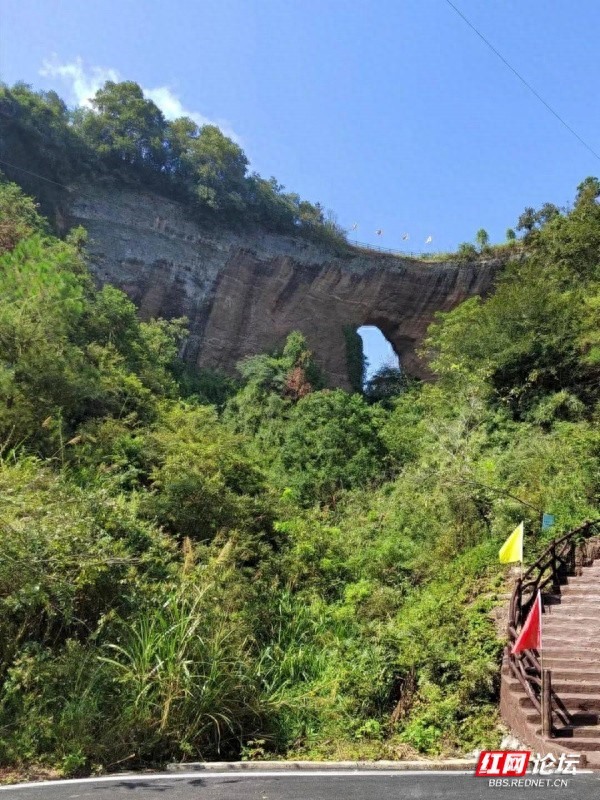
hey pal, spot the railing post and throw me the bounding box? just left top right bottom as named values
left=515, top=577, right=523, bottom=626
left=542, top=669, right=553, bottom=738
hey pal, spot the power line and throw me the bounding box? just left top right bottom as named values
left=0, top=157, right=75, bottom=190
left=444, top=0, right=600, bottom=162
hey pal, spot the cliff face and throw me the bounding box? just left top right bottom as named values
left=68, top=185, right=500, bottom=389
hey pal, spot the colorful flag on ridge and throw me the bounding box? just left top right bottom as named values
left=512, top=591, right=542, bottom=654
left=499, top=521, right=524, bottom=564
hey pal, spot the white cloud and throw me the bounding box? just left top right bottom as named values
left=40, top=56, right=119, bottom=108
left=39, top=56, right=241, bottom=143
left=142, top=86, right=206, bottom=128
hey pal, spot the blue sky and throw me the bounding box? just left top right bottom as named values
left=1, top=0, right=598, bottom=374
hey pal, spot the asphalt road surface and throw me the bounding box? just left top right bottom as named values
left=1, top=771, right=599, bottom=800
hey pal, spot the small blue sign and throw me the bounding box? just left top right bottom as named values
left=542, top=513, right=555, bottom=530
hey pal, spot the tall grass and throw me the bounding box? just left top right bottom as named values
left=100, top=585, right=261, bottom=761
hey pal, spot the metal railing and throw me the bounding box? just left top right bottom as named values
left=349, top=239, right=434, bottom=259
left=506, top=519, right=600, bottom=736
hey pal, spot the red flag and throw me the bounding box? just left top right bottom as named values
left=512, top=591, right=542, bottom=654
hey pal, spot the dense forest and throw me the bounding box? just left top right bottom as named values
left=0, top=81, right=345, bottom=247
left=1, top=82, right=600, bottom=776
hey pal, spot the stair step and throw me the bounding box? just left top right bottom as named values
left=570, top=567, right=600, bottom=573
left=542, top=628, right=600, bottom=635
left=543, top=636, right=600, bottom=647
left=545, top=664, right=600, bottom=673
left=544, top=657, right=600, bottom=668
left=567, top=582, right=600, bottom=588
left=559, top=585, right=600, bottom=592
left=569, top=567, right=600, bottom=574
left=556, top=600, right=600, bottom=607
left=565, top=594, right=600, bottom=600
left=552, top=681, right=600, bottom=694
left=546, top=671, right=600, bottom=682
left=526, top=711, right=600, bottom=726
left=554, top=725, right=600, bottom=740
left=543, top=647, right=600, bottom=659
left=542, top=630, right=600, bottom=637
left=550, top=737, right=600, bottom=752
left=543, top=643, right=600, bottom=651
left=543, top=607, right=600, bottom=616
left=558, top=581, right=600, bottom=586
left=510, top=677, right=600, bottom=694
left=542, top=617, right=600, bottom=625
left=520, top=693, right=600, bottom=712
left=543, top=642, right=600, bottom=669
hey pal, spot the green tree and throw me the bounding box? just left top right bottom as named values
left=0, top=83, right=88, bottom=213
left=475, top=228, right=489, bottom=251
left=1, top=81, right=346, bottom=243
left=536, top=202, right=560, bottom=226
left=343, top=326, right=366, bottom=393
left=364, top=365, right=407, bottom=405
left=516, top=203, right=560, bottom=237
left=141, top=402, right=275, bottom=549
left=77, top=81, right=167, bottom=170
left=575, top=176, right=600, bottom=206
left=277, top=390, right=387, bottom=506
left=188, top=124, right=249, bottom=212
left=517, top=206, right=536, bottom=233
left=164, top=115, right=201, bottom=184
left=0, top=177, right=46, bottom=253
left=457, top=242, right=478, bottom=261
left=0, top=189, right=186, bottom=453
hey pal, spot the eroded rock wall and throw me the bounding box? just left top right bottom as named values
left=68, top=184, right=501, bottom=389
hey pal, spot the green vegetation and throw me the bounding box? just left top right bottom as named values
left=475, top=228, right=489, bottom=252
left=343, top=325, right=366, bottom=393
left=0, top=175, right=599, bottom=776
left=364, top=366, right=408, bottom=406
left=0, top=81, right=346, bottom=246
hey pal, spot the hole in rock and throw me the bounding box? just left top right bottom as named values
left=357, top=325, right=400, bottom=384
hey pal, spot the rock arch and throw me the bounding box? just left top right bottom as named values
left=195, top=249, right=499, bottom=388
left=69, top=185, right=501, bottom=390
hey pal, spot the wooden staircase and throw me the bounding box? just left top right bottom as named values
left=500, top=523, right=600, bottom=768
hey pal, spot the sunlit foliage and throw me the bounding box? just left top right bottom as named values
left=0, top=177, right=599, bottom=773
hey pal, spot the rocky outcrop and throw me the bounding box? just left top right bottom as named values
left=68, top=184, right=502, bottom=388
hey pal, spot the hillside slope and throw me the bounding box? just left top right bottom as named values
left=1, top=84, right=600, bottom=775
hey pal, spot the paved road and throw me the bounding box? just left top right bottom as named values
left=1, top=771, right=599, bottom=800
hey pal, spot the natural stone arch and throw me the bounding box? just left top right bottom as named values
left=195, top=250, right=500, bottom=389
left=69, top=184, right=501, bottom=390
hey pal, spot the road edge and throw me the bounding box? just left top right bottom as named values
left=166, top=759, right=477, bottom=772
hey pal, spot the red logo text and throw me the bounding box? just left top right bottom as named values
left=475, top=750, right=531, bottom=778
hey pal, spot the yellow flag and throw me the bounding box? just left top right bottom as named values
left=499, top=521, right=524, bottom=564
